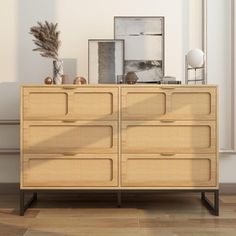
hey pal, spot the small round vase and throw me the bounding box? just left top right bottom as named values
left=125, top=72, right=139, bottom=84
left=44, top=77, right=53, bottom=85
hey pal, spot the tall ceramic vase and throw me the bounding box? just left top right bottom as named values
left=53, top=59, right=63, bottom=84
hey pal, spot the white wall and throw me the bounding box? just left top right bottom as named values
left=207, top=0, right=236, bottom=183
left=0, top=0, right=235, bottom=183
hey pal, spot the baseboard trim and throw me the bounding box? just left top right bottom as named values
left=0, top=183, right=236, bottom=194
left=0, top=183, right=20, bottom=194
left=219, top=183, right=236, bottom=195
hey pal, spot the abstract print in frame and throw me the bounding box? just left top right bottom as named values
left=88, top=39, right=124, bottom=84
left=114, top=17, right=164, bottom=83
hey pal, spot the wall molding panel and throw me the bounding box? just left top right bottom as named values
left=203, top=0, right=208, bottom=84
left=220, top=0, right=236, bottom=154
left=207, top=0, right=236, bottom=154
left=0, top=120, right=20, bottom=155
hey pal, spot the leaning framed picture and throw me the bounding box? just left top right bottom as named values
left=114, top=16, right=165, bottom=83
left=88, top=39, right=124, bottom=84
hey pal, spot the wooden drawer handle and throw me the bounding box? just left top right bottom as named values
left=62, top=120, right=77, bottom=123
left=160, top=153, right=176, bottom=156
left=160, top=120, right=175, bottom=123
left=62, top=152, right=77, bottom=156
left=160, top=86, right=175, bottom=90
left=62, top=86, right=76, bottom=90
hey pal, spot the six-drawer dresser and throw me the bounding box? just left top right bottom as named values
left=20, top=85, right=219, bottom=215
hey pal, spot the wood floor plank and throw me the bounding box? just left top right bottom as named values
left=138, top=208, right=236, bottom=219
left=139, top=218, right=236, bottom=228
left=36, top=208, right=139, bottom=218
left=220, top=196, right=236, bottom=204
left=0, top=223, right=27, bottom=236
left=24, top=228, right=142, bottom=236
left=141, top=228, right=236, bottom=236
left=32, top=218, right=139, bottom=228
left=23, top=229, right=69, bottom=236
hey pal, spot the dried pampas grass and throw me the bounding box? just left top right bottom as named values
left=30, top=21, right=61, bottom=60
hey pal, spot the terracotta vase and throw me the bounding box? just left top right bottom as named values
left=73, top=76, right=87, bottom=84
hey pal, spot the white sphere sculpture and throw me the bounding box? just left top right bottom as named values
left=187, top=49, right=205, bottom=68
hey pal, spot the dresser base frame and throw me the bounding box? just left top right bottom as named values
left=20, top=191, right=37, bottom=216
left=19, top=189, right=219, bottom=216
left=201, top=190, right=219, bottom=216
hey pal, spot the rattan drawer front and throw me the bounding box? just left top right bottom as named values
left=23, top=121, right=118, bottom=154
left=122, top=87, right=166, bottom=120
left=170, top=88, right=216, bottom=120
left=23, top=87, right=118, bottom=120
left=121, top=87, right=216, bottom=120
left=122, top=121, right=216, bottom=154
left=122, top=154, right=216, bottom=187
left=72, top=87, right=118, bottom=120
left=23, top=88, right=68, bottom=120
left=23, top=154, right=118, bottom=187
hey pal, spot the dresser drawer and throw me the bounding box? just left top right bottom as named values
left=23, top=88, right=68, bottom=120
left=72, top=87, right=118, bottom=120
left=169, top=88, right=216, bottom=120
left=23, top=87, right=118, bottom=120
left=121, top=154, right=216, bottom=187
left=121, top=87, right=166, bottom=120
left=122, top=121, right=216, bottom=154
left=23, top=121, right=118, bottom=154
left=22, top=154, right=118, bottom=187
left=121, top=87, right=216, bottom=120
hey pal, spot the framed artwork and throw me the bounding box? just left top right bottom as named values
left=114, top=16, right=165, bottom=83
left=88, top=39, right=124, bottom=84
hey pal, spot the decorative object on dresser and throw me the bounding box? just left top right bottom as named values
left=185, top=48, right=205, bottom=84
left=53, top=59, right=63, bottom=84
left=114, top=16, right=165, bottom=83
left=44, top=77, right=53, bottom=85
left=161, top=76, right=181, bottom=84
left=73, top=76, right=87, bottom=84
left=61, top=74, right=69, bottom=84
left=116, top=75, right=125, bottom=84
left=125, top=72, right=139, bottom=84
left=30, top=21, right=63, bottom=84
left=88, top=39, right=124, bottom=84
left=20, top=85, right=218, bottom=216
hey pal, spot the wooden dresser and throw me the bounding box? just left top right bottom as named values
left=20, top=85, right=219, bottom=215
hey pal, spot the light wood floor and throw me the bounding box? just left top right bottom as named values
left=0, top=192, right=236, bottom=236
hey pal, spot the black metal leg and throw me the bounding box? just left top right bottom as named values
left=33, top=192, right=37, bottom=201
left=19, top=191, right=38, bottom=216
left=117, top=191, right=121, bottom=208
left=20, top=190, right=25, bottom=216
left=201, top=190, right=219, bottom=216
